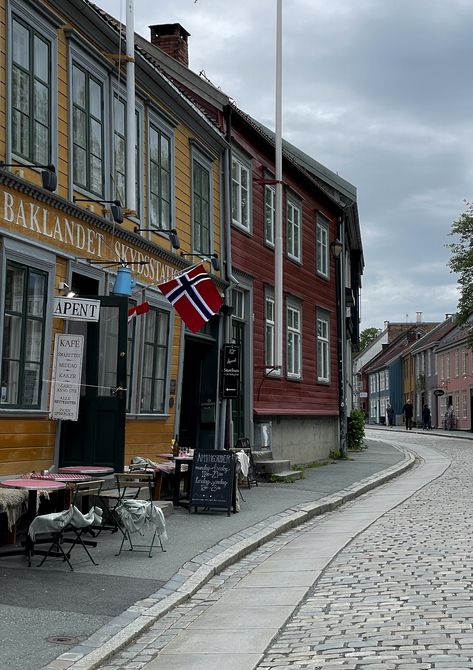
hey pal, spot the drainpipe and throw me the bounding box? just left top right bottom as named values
left=125, top=0, right=136, bottom=215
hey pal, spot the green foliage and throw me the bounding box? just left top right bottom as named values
left=448, top=202, right=472, bottom=342
left=360, top=327, right=381, bottom=351
left=347, top=409, right=366, bottom=451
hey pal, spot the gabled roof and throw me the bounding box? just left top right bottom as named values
left=364, top=329, right=419, bottom=374
left=409, top=316, right=457, bottom=354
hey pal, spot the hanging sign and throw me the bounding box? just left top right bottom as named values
left=49, top=334, right=84, bottom=421
left=53, top=297, right=100, bottom=322
left=220, top=343, right=240, bottom=399
left=433, top=389, right=445, bottom=397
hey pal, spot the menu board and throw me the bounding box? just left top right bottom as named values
left=189, top=450, right=235, bottom=515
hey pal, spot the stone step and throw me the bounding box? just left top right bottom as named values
left=251, top=449, right=273, bottom=461
left=254, top=458, right=292, bottom=475
left=270, top=469, right=304, bottom=482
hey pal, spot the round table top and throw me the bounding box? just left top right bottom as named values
left=57, top=465, right=114, bottom=475
left=1, top=478, right=67, bottom=491
left=30, top=472, right=93, bottom=483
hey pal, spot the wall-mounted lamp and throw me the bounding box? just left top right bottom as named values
left=0, top=161, right=57, bottom=192
left=330, top=239, right=343, bottom=258
left=73, top=197, right=124, bottom=224
left=180, top=252, right=220, bottom=272
left=58, top=282, right=77, bottom=298
left=134, top=226, right=180, bottom=250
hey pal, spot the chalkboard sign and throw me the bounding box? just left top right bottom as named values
left=189, top=450, right=235, bottom=515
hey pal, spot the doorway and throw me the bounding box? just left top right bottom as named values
left=179, top=331, right=218, bottom=450
left=59, top=275, right=128, bottom=470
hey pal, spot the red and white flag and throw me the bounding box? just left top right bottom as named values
left=157, top=264, right=223, bottom=333
left=128, top=301, right=150, bottom=322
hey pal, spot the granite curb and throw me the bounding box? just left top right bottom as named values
left=43, top=445, right=416, bottom=670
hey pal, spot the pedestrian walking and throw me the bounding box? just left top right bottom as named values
left=386, top=403, right=395, bottom=427
left=422, top=403, right=431, bottom=430
left=403, top=398, right=414, bottom=430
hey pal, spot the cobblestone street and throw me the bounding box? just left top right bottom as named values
left=90, top=432, right=473, bottom=670
left=259, top=433, right=473, bottom=669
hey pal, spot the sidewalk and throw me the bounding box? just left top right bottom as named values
left=0, top=438, right=421, bottom=670
left=366, top=423, right=473, bottom=440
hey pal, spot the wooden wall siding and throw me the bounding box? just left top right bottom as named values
left=0, top=419, right=56, bottom=476
left=231, top=131, right=339, bottom=414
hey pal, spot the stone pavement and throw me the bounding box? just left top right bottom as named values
left=90, top=430, right=473, bottom=670
left=36, top=436, right=416, bottom=670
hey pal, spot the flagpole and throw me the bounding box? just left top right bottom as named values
left=274, top=0, right=283, bottom=371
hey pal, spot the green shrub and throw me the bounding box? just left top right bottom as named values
left=347, top=409, right=366, bottom=451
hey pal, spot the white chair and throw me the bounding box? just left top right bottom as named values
left=115, top=499, right=167, bottom=558
left=28, top=505, right=103, bottom=570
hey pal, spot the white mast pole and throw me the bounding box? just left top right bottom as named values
left=126, top=0, right=136, bottom=215
left=274, top=0, right=283, bottom=370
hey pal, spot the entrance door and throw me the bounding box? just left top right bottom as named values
left=59, top=296, right=128, bottom=471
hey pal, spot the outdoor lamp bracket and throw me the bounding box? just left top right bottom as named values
left=0, top=161, right=57, bottom=192
left=180, top=252, right=220, bottom=272
left=134, top=227, right=180, bottom=250
left=73, top=197, right=124, bottom=224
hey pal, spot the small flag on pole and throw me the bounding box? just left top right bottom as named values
left=157, top=264, right=223, bottom=333
left=128, top=301, right=150, bottom=322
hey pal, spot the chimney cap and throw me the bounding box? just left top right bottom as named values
left=149, top=23, right=191, bottom=39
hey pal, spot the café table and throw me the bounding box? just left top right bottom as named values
left=0, top=478, right=67, bottom=563
left=30, top=472, right=93, bottom=483
left=57, top=465, right=114, bottom=476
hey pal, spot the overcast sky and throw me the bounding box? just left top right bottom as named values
left=99, top=0, right=470, bottom=330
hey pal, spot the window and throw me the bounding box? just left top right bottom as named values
left=232, top=156, right=250, bottom=231
left=265, top=295, right=275, bottom=369
left=427, top=350, right=432, bottom=376
left=454, top=351, right=459, bottom=377
left=439, top=354, right=444, bottom=380
left=455, top=393, right=460, bottom=418
left=385, top=369, right=389, bottom=390
left=140, top=306, right=170, bottom=413
left=113, top=94, right=126, bottom=205
left=1, top=261, right=47, bottom=407
left=264, top=185, right=275, bottom=246
left=287, top=199, right=301, bottom=261
left=232, top=289, right=245, bottom=320
left=72, top=62, right=104, bottom=196
left=149, top=120, right=172, bottom=230
left=11, top=15, right=51, bottom=165
left=462, top=350, right=467, bottom=376
left=287, top=302, right=301, bottom=378
left=192, top=155, right=211, bottom=255
left=463, top=392, right=468, bottom=419
left=445, top=354, right=450, bottom=380
left=317, top=311, right=330, bottom=383
left=316, top=214, right=329, bottom=278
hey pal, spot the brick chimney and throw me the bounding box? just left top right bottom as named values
left=150, top=23, right=190, bottom=67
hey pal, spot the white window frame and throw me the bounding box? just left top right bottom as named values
left=264, top=293, right=279, bottom=376
left=191, top=149, right=213, bottom=256
left=316, top=213, right=329, bottom=278
left=317, top=310, right=330, bottom=383
left=454, top=351, right=459, bottom=377
left=462, top=350, right=467, bottom=376
left=264, top=184, right=275, bottom=246
left=286, top=300, right=302, bottom=379
left=445, top=354, right=450, bottom=380
left=287, top=197, right=301, bottom=262
left=232, top=155, right=251, bottom=232
left=463, top=392, right=468, bottom=419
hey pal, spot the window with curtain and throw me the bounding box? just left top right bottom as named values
left=149, top=122, right=172, bottom=230
left=11, top=15, right=51, bottom=165
left=287, top=199, right=301, bottom=262
left=72, top=63, right=104, bottom=196
left=192, top=158, right=211, bottom=254
left=287, top=302, right=302, bottom=378
left=1, top=261, right=47, bottom=407
left=140, top=306, right=170, bottom=414
left=264, top=185, right=275, bottom=246
left=317, top=311, right=330, bottom=383
left=232, top=156, right=250, bottom=231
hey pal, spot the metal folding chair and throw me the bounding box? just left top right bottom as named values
left=99, top=472, right=155, bottom=535
left=115, top=499, right=167, bottom=558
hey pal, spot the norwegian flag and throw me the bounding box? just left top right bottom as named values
left=157, top=264, right=223, bottom=333
left=128, top=301, right=150, bottom=322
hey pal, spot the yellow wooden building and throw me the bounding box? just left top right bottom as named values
left=0, top=0, right=229, bottom=475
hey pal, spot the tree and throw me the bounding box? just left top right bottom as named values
left=448, top=201, right=473, bottom=341
left=359, top=327, right=381, bottom=351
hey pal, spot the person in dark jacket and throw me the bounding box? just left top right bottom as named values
left=422, top=404, right=431, bottom=430
left=403, top=399, right=414, bottom=430
left=386, top=403, right=395, bottom=427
